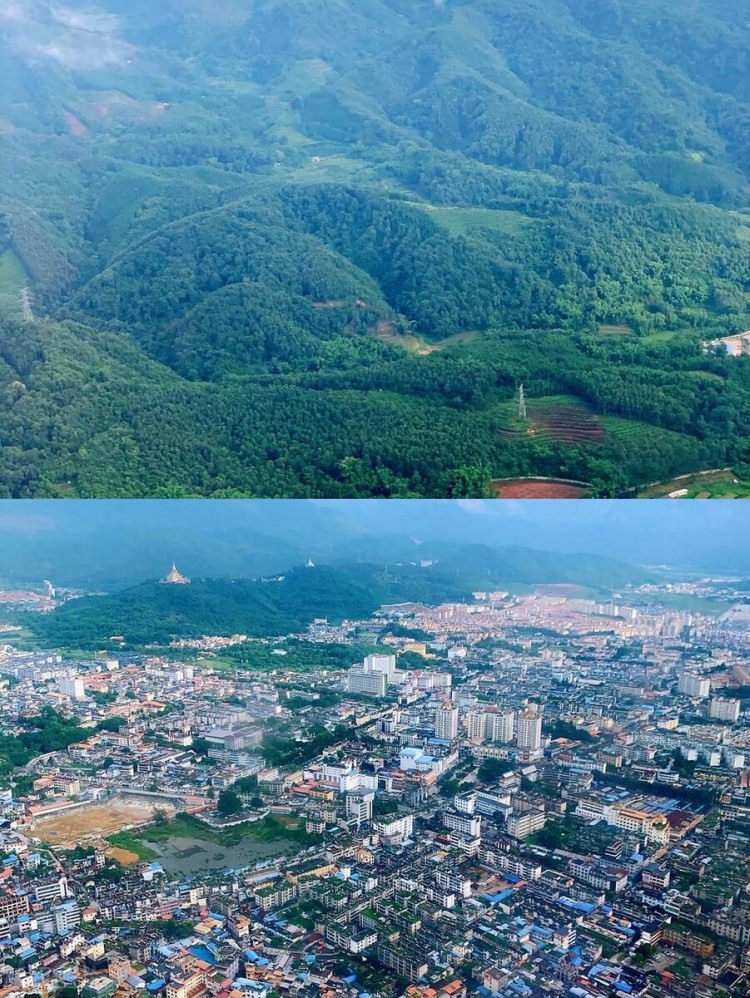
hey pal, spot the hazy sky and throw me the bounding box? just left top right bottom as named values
left=0, top=500, right=749, bottom=588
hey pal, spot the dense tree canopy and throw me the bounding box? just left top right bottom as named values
left=0, top=0, right=748, bottom=496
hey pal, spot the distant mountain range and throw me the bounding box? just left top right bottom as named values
left=2, top=500, right=749, bottom=595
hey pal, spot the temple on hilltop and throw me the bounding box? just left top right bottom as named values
left=160, top=563, right=190, bottom=585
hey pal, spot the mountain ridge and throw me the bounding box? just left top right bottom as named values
left=1, top=0, right=749, bottom=496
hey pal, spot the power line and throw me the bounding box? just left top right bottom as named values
left=19, top=287, right=34, bottom=322
left=518, top=383, right=527, bottom=421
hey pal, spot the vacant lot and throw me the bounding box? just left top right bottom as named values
left=34, top=797, right=176, bottom=848
left=105, top=845, right=141, bottom=866
left=489, top=478, right=588, bottom=498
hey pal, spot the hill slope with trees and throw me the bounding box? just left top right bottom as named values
left=1, top=0, right=749, bottom=496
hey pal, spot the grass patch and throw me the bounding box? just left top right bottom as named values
left=0, top=248, right=28, bottom=317
left=134, top=812, right=315, bottom=849
left=416, top=204, right=536, bottom=237
left=107, top=831, right=158, bottom=861
left=640, top=329, right=680, bottom=343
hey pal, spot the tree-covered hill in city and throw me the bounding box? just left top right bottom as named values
left=24, top=547, right=652, bottom=648
left=25, top=563, right=468, bottom=647
left=1, top=0, right=749, bottom=496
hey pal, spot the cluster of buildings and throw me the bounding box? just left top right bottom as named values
left=1, top=579, right=750, bottom=998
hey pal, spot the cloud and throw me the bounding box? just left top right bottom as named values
left=455, top=499, right=487, bottom=515
left=0, top=511, right=55, bottom=532
left=1, top=1, right=135, bottom=69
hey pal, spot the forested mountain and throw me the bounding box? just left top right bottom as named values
left=2, top=500, right=747, bottom=591
left=25, top=550, right=652, bottom=648
left=1, top=0, right=749, bottom=496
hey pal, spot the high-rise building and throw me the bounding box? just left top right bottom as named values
left=677, top=674, right=711, bottom=698
left=517, top=708, right=542, bottom=752
left=347, top=669, right=387, bottom=697
left=54, top=899, right=81, bottom=932
left=485, top=708, right=515, bottom=743
left=709, top=698, right=741, bottom=723
left=465, top=709, right=485, bottom=742
left=58, top=676, right=85, bottom=700
left=435, top=702, right=458, bottom=740
left=345, top=791, right=374, bottom=825
left=445, top=811, right=481, bottom=838
left=363, top=653, right=397, bottom=680
left=507, top=810, right=546, bottom=839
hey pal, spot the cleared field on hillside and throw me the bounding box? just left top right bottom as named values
left=496, top=395, right=606, bottom=445
left=599, top=324, right=632, bottom=336
left=372, top=320, right=478, bottom=354
left=422, top=204, right=537, bottom=237
left=0, top=248, right=27, bottom=316
left=489, top=478, right=588, bottom=498
left=34, top=797, right=177, bottom=848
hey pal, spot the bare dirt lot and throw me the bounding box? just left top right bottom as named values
left=489, top=478, right=588, bottom=498
left=105, top=845, right=141, bottom=866
left=34, top=798, right=176, bottom=849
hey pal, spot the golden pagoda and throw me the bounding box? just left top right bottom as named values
left=160, top=562, right=190, bottom=584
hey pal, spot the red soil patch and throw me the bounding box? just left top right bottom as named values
left=63, top=111, right=87, bottom=137
left=490, top=479, right=588, bottom=499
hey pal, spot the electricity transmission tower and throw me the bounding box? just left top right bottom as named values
left=19, top=287, right=34, bottom=322
left=518, top=383, right=527, bottom=420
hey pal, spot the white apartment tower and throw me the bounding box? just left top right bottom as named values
left=485, top=708, right=515, bottom=743
left=709, top=698, right=741, bottom=723
left=466, top=710, right=485, bottom=742
left=516, top=708, right=542, bottom=752
left=347, top=669, right=387, bottom=697
left=677, top=673, right=711, bottom=698
left=363, top=654, right=397, bottom=680
left=58, top=676, right=85, bottom=700
left=435, top=702, right=459, bottom=740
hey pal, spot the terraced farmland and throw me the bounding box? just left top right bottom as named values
left=496, top=395, right=606, bottom=445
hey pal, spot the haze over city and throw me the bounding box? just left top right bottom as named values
left=1, top=498, right=750, bottom=998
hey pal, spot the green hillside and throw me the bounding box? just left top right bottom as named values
left=24, top=548, right=654, bottom=648
left=0, top=0, right=749, bottom=496
left=26, top=564, right=469, bottom=647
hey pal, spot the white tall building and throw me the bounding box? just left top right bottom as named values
left=363, top=654, right=397, bottom=680
left=345, top=791, right=374, bottom=825
left=678, top=674, right=711, bottom=698
left=347, top=669, right=387, bottom=697
left=516, top=708, right=542, bottom=752
left=466, top=710, right=485, bottom=742
left=435, top=702, right=459, bottom=740
left=445, top=811, right=481, bottom=838
left=485, top=708, right=515, bottom=743
left=58, top=676, right=85, bottom=700
left=709, top=698, right=740, bottom=723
